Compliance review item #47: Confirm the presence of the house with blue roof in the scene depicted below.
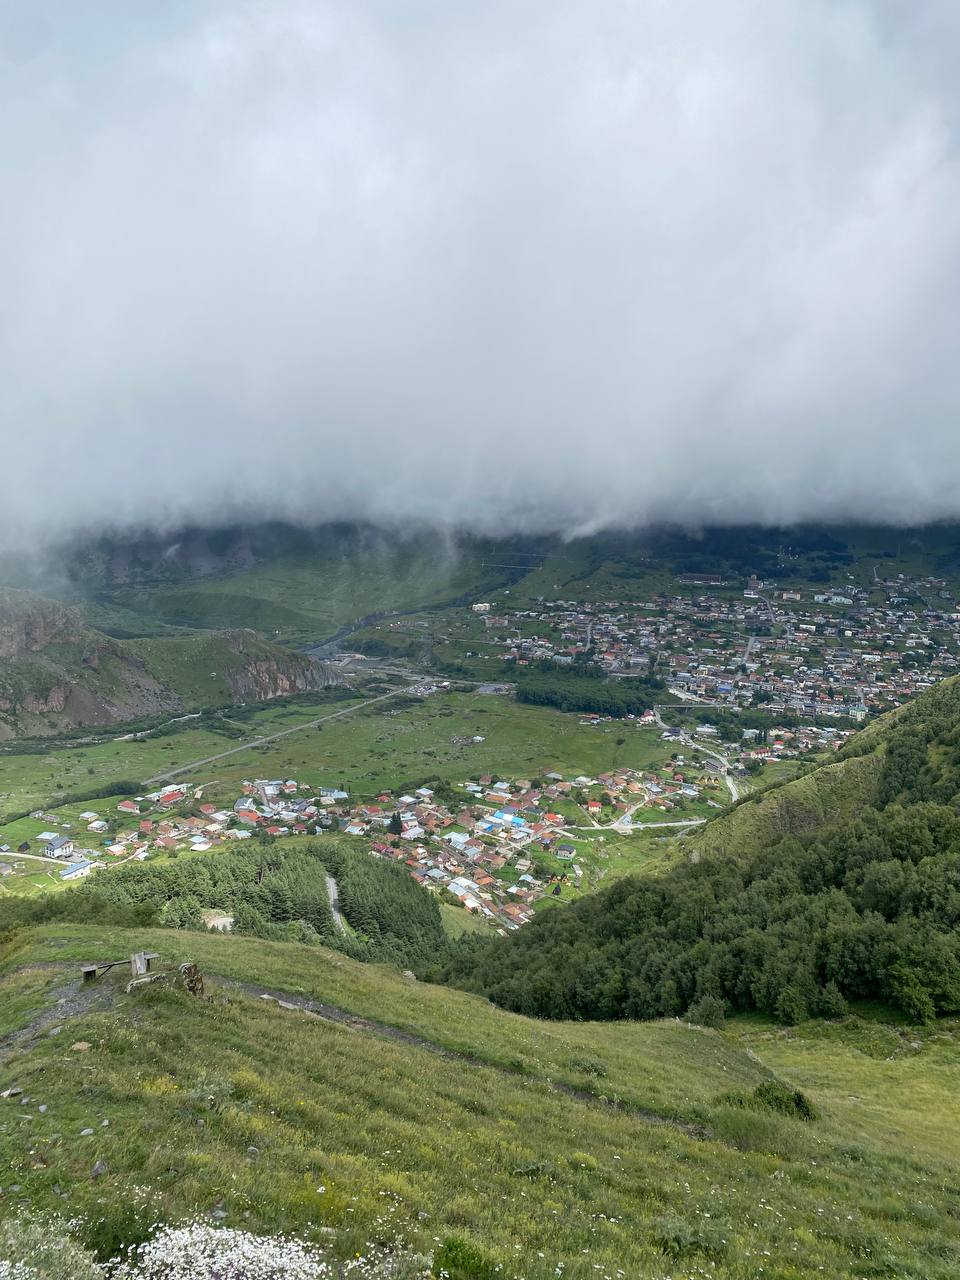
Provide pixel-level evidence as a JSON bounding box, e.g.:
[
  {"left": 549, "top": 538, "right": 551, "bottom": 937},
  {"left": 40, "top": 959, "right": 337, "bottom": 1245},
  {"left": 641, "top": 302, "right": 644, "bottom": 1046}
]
[{"left": 60, "top": 859, "right": 94, "bottom": 881}]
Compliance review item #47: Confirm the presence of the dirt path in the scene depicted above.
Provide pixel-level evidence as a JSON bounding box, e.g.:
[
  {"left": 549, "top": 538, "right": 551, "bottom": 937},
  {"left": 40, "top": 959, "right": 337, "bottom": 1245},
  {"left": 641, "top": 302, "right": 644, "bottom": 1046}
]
[
  {"left": 0, "top": 969, "right": 121, "bottom": 1061},
  {"left": 1, "top": 963, "right": 706, "bottom": 1138},
  {"left": 325, "top": 874, "right": 346, "bottom": 933},
  {"left": 143, "top": 674, "right": 484, "bottom": 786}
]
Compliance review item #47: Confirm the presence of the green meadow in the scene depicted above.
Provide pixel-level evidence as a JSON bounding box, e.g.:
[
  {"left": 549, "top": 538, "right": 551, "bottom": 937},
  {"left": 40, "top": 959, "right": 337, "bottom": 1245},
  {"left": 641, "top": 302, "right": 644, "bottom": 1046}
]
[
  {"left": 0, "top": 690, "right": 368, "bottom": 822},
  {"left": 195, "top": 693, "right": 678, "bottom": 798},
  {"left": 1, "top": 690, "right": 687, "bottom": 831},
  {"left": 2, "top": 924, "right": 960, "bottom": 1278}
]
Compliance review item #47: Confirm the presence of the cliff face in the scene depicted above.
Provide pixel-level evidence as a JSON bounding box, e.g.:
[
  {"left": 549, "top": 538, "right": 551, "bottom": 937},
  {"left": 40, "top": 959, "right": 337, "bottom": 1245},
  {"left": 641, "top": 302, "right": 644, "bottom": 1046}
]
[
  {"left": 189, "top": 629, "right": 346, "bottom": 704},
  {"left": 0, "top": 588, "right": 85, "bottom": 659},
  {"left": 227, "top": 654, "right": 342, "bottom": 702},
  {"left": 0, "top": 595, "right": 345, "bottom": 739}
]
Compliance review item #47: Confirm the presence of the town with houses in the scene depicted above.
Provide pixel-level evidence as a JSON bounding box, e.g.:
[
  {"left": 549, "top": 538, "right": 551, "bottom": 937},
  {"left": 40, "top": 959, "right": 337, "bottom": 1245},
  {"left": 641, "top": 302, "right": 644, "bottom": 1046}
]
[
  {"left": 0, "top": 745, "right": 780, "bottom": 929},
  {"left": 5, "top": 568, "right": 954, "bottom": 925},
  {"left": 469, "top": 568, "right": 960, "bottom": 718}
]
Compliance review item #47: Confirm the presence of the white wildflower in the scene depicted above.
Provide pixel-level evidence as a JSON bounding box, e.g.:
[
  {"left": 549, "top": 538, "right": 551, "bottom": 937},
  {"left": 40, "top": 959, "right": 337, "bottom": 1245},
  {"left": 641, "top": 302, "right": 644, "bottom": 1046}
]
[{"left": 109, "top": 1223, "right": 331, "bottom": 1280}]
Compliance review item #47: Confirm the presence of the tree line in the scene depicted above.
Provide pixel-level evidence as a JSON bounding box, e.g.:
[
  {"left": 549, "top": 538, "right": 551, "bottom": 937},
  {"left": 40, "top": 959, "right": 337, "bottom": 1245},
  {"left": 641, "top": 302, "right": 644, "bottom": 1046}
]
[
  {"left": 438, "top": 799, "right": 960, "bottom": 1025},
  {"left": 0, "top": 837, "right": 445, "bottom": 969},
  {"left": 514, "top": 661, "right": 665, "bottom": 717}
]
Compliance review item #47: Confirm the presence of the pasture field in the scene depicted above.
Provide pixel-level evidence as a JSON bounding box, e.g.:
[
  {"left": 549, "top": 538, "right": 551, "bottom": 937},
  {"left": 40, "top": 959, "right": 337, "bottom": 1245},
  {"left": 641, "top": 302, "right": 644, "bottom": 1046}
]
[
  {"left": 2, "top": 689, "right": 689, "bottom": 825},
  {"left": 0, "top": 689, "right": 367, "bottom": 822},
  {"left": 1, "top": 924, "right": 959, "bottom": 1278},
  {"left": 193, "top": 692, "right": 682, "bottom": 800}
]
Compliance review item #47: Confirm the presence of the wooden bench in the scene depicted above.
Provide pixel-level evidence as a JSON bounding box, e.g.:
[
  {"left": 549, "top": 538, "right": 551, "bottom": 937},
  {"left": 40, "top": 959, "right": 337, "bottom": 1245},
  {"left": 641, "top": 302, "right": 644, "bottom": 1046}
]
[{"left": 82, "top": 952, "right": 160, "bottom": 982}]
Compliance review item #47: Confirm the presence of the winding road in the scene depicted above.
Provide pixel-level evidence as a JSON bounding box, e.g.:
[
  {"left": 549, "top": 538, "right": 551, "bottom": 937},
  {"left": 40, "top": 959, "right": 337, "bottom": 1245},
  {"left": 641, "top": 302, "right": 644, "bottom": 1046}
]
[{"left": 653, "top": 705, "right": 741, "bottom": 803}]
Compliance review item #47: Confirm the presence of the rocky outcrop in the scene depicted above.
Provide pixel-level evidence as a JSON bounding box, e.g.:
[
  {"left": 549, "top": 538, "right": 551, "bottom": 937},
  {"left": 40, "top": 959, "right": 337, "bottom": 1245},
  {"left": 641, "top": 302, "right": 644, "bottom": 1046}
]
[
  {"left": 223, "top": 638, "right": 344, "bottom": 702},
  {"left": 228, "top": 660, "right": 320, "bottom": 700},
  {"left": 0, "top": 597, "right": 346, "bottom": 738},
  {"left": 0, "top": 588, "right": 85, "bottom": 659}
]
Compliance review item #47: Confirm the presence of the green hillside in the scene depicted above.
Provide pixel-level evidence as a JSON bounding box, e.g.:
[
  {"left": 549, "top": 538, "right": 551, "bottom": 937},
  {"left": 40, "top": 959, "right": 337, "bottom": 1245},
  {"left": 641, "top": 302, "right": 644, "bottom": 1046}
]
[
  {"left": 2, "top": 923, "right": 960, "bottom": 1278},
  {"left": 442, "top": 676, "right": 960, "bottom": 1026},
  {"left": 683, "top": 750, "right": 883, "bottom": 861}
]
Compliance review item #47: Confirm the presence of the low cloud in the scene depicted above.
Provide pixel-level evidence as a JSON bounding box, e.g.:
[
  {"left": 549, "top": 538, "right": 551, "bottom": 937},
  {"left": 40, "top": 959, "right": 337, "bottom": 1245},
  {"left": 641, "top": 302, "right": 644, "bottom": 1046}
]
[{"left": 2, "top": 1, "right": 960, "bottom": 544}]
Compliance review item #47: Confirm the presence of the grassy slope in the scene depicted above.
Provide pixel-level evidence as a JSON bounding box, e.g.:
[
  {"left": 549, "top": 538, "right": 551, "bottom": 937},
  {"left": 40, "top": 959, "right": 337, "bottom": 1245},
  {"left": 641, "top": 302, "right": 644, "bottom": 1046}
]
[
  {"left": 730, "top": 1010, "right": 960, "bottom": 1169},
  {"left": 113, "top": 539, "right": 506, "bottom": 645},
  {"left": 683, "top": 751, "right": 884, "bottom": 861},
  {"left": 438, "top": 901, "right": 498, "bottom": 939},
  {"left": 1, "top": 924, "right": 959, "bottom": 1278}
]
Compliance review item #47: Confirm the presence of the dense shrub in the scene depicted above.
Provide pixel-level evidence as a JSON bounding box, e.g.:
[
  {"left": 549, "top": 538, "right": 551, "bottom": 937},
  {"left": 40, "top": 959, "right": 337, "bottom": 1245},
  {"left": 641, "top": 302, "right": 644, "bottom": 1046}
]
[
  {"left": 431, "top": 1238, "right": 498, "bottom": 1280},
  {"left": 718, "top": 1081, "right": 818, "bottom": 1122}
]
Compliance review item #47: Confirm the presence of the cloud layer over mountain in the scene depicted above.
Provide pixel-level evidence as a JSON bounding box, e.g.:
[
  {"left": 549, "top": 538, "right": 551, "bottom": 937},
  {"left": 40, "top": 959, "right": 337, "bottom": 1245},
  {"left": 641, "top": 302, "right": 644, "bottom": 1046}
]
[{"left": 2, "top": 1, "right": 960, "bottom": 542}]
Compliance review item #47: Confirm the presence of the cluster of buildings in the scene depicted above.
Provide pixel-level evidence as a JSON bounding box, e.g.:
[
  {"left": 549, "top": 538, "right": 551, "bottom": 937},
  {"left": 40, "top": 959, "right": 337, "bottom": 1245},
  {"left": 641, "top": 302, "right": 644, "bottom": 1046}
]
[
  {"left": 365, "top": 781, "right": 574, "bottom": 928},
  {"left": 351, "top": 763, "right": 722, "bottom": 928},
  {"left": 474, "top": 571, "right": 960, "bottom": 719},
  {"left": 5, "top": 757, "right": 722, "bottom": 929}
]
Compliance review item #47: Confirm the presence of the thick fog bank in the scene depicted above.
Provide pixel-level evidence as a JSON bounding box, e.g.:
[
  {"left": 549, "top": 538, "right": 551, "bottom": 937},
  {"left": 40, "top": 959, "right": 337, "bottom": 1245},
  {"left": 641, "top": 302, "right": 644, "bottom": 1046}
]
[{"left": 3, "top": 1, "right": 960, "bottom": 546}]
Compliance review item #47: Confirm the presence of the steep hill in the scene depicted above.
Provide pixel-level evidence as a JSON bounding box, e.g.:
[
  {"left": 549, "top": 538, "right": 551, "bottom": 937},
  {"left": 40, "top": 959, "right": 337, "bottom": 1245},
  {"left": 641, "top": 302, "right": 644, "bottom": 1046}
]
[
  {"left": 442, "top": 675, "right": 960, "bottom": 1026},
  {"left": 682, "top": 750, "right": 884, "bottom": 862},
  {"left": 0, "top": 589, "right": 342, "bottom": 738},
  {"left": 2, "top": 923, "right": 960, "bottom": 1278}
]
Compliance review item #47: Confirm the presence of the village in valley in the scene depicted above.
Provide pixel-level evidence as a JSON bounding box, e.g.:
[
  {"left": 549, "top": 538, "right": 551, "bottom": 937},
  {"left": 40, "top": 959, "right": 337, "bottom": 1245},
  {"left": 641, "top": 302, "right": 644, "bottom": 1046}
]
[
  {"left": 1, "top": 766, "right": 705, "bottom": 929},
  {"left": 460, "top": 566, "right": 960, "bottom": 718},
  {"left": 5, "top": 559, "right": 959, "bottom": 928},
  {"left": 0, "top": 727, "right": 742, "bottom": 926},
  {"left": 0, "top": 701, "right": 840, "bottom": 931}
]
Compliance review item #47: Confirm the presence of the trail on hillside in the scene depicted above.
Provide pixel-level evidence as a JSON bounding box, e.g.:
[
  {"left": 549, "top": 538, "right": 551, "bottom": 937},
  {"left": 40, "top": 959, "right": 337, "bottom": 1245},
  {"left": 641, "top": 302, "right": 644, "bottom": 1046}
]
[
  {"left": 216, "top": 976, "right": 707, "bottom": 1137},
  {"left": 0, "top": 969, "right": 119, "bottom": 1060},
  {"left": 1, "top": 962, "right": 705, "bottom": 1138}
]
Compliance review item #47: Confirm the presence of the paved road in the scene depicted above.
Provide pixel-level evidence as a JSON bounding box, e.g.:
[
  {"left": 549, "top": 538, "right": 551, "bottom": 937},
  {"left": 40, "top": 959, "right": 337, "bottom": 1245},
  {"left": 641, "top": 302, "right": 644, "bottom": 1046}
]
[
  {"left": 571, "top": 799, "right": 706, "bottom": 833},
  {"left": 325, "top": 874, "right": 346, "bottom": 933},
  {"left": 144, "top": 684, "right": 421, "bottom": 785},
  {"left": 4, "top": 851, "right": 66, "bottom": 867}
]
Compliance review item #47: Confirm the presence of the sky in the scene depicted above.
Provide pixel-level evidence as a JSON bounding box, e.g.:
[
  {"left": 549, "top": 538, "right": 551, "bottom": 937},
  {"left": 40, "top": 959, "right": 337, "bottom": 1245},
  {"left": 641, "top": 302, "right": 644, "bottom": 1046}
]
[{"left": 2, "top": 0, "right": 960, "bottom": 544}]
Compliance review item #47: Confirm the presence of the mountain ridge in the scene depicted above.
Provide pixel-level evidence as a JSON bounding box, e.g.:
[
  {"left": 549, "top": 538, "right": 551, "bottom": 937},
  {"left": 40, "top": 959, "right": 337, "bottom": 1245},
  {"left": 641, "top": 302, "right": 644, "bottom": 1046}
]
[{"left": 0, "top": 588, "right": 343, "bottom": 738}]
